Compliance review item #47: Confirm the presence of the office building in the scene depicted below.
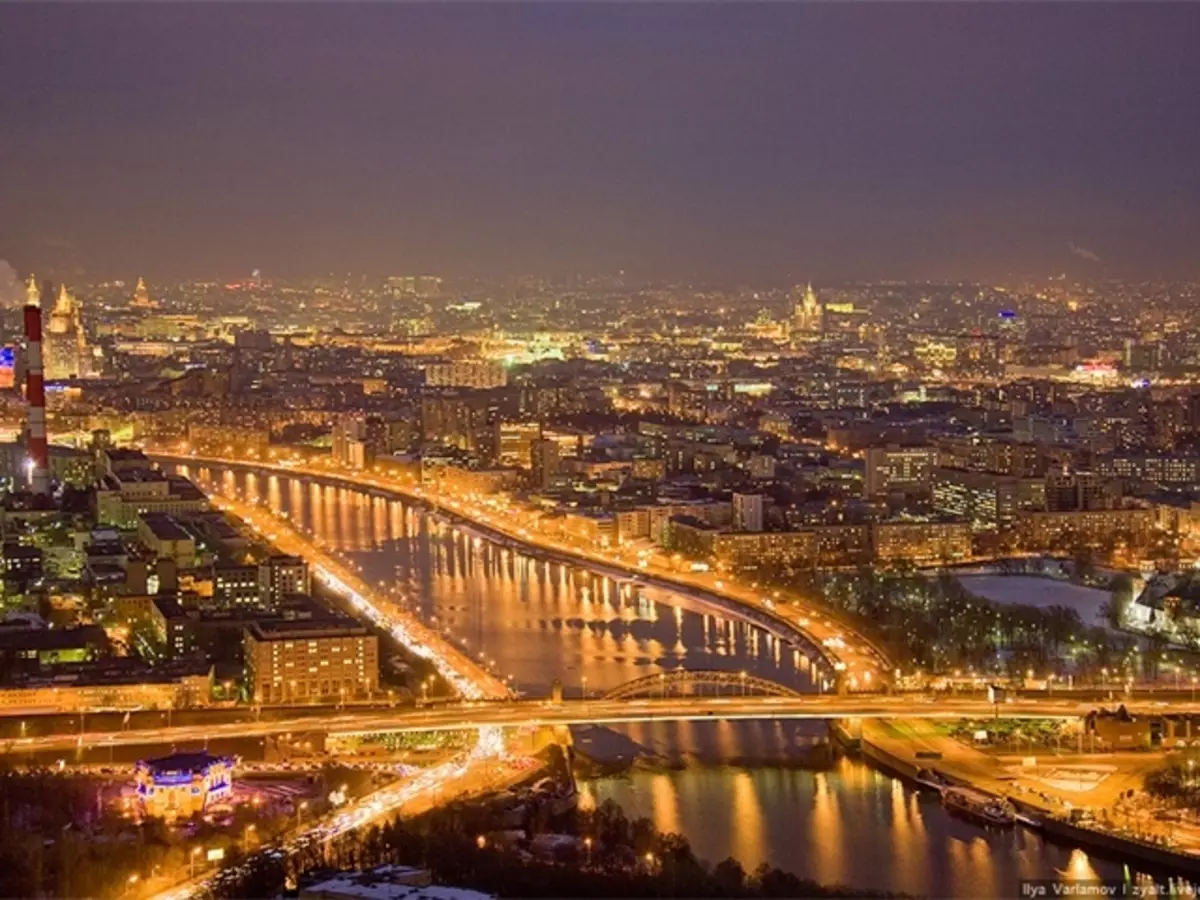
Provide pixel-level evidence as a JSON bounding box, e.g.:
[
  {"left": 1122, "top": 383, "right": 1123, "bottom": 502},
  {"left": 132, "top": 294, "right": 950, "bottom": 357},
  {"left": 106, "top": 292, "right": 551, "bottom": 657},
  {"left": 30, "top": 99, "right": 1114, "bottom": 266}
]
[
  {"left": 259, "top": 555, "right": 311, "bottom": 608},
  {"left": 732, "top": 492, "right": 764, "bottom": 532},
  {"left": 497, "top": 421, "right": 542, "bottom": 468},
  {"left": 864, "top": 445, "right": 938, "bottom": 498},
  {"left": 244, "top": 619, "right": 378, "bottom": 705},
  {"left": 932, "top": 468, "right": 1043, "bottom": 531},
  {"left": 425, "top": 361, "right": 507, "bottom": 390},
  {"left": 1044, "top": 471, "right": 1113, "bottom": 512},
  {"left": 530, "top": 438, "right": 561, "bottom": 490}
]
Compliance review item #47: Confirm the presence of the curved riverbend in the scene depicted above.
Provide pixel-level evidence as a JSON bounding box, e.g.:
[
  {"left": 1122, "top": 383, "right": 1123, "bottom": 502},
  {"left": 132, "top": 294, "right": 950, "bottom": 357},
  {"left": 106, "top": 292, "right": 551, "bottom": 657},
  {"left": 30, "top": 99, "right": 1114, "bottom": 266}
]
[{"left": 151, "top": 452, "right": 873, "bottom": 684}]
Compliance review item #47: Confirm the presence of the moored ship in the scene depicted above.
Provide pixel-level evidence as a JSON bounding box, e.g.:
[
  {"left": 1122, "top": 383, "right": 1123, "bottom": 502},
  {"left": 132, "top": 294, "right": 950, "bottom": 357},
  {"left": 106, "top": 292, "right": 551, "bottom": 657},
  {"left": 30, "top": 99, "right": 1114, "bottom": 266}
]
[{"left": 941, "top": 786, "right": 1016, "bottom": 827}]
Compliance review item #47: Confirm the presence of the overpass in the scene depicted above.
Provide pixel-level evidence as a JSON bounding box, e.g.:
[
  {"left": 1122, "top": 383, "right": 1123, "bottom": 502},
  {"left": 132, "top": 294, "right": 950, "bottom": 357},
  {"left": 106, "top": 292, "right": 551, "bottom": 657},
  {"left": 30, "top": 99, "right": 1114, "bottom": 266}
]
[
  {"left": 149, "top": 450, "right": 885, "bottom": 683},
  {"left": 5, "top": 691, "right": 1187, "bottom": 757}
]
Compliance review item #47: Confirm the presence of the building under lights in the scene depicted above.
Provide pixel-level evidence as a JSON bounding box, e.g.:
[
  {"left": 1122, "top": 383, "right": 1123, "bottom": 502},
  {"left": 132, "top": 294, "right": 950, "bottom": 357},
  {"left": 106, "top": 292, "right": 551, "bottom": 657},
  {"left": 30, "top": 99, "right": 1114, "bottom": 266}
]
[
  {"left": 134, "top": 750, "right": 233, "bottom": 819},
  {"left": 244, "top": 618, "right": 379, "bottom": 704}
]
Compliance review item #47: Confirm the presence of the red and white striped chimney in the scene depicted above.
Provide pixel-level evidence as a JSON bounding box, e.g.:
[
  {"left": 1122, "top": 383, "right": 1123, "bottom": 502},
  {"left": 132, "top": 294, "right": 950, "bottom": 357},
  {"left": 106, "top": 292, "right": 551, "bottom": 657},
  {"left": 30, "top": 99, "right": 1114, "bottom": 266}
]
[{"left": 23, "top": 280, "right": 49, "bottom": 496}]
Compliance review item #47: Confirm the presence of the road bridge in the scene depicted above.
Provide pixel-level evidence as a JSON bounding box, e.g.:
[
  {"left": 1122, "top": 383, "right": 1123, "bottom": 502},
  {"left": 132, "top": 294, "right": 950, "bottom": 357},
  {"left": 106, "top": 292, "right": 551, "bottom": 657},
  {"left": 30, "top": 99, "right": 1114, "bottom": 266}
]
[
  {"left": 7, "top": 692, "right": 1189, "bottom": 757},
  {"left": 602, "top": 668, "right": 803, "bottom": 700}
]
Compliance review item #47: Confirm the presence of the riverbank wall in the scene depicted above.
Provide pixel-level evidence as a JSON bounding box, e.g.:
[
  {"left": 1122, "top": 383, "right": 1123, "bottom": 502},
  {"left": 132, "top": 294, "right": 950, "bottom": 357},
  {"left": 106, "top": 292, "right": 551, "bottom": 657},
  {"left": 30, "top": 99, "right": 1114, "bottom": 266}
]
[
  {"left": 153, "top": 452, "right": 850, "bottom": 677},
  {"left": 854, "top": 720, "right": 1200, "bottom": 879}
]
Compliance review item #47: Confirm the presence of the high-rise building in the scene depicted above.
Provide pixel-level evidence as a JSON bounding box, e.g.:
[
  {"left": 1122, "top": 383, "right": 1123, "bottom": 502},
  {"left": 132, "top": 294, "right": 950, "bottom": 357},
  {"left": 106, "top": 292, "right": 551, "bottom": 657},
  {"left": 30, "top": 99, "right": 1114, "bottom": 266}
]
[
  {"left": 732, "top": 492, "right": 764, "bottom": 533},
  {"left": 1044, "top": 470, "right": 1113, "bottom": 512},
  {"left": 792, "top": 282, "right": 823, "bottom": 336},
  {"left": 43, "top": 284, "right": 93, "bottom": 380},
  {"left": 425, "top": 361, "right": 507, "bottom": 390},
  {"left": 331, "top": 414, "right": 387, "bottom": 468},
  {"left": 243, "top": 619, "right": 378, "bottom": 705},
  {"left": 530, "top": 438, "right": 561, "bottom": 490},
  {"left": 420, "top": 390, "right": 505, "bottom": 464},
  {"left": 864, "top": 445, "right": 938, "bottom": 497},
  {"left": 498, "top": 421, "right": 542, "bottom": 468},
  {"left": 259, "top": 555, "right": 311, "bottom": 607},
  {"left": 130, "top": 276, "right": 157, "bottom": 309},
  {"left": 932, "top": 468, "right": 1043, "bottom": 531}
]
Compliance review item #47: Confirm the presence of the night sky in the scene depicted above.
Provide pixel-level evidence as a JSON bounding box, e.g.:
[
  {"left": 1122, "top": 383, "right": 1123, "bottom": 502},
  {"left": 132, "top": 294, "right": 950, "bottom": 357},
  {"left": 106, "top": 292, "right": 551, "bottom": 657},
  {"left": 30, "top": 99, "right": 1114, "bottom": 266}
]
[{"left": 2, "top": 3, "right": 1198, "bottom": 283}]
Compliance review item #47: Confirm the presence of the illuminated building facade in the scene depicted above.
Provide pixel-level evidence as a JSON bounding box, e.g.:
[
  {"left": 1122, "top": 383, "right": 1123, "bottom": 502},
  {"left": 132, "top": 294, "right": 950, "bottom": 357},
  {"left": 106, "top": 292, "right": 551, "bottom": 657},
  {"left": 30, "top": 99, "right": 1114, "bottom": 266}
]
[
  {"left": 792, "top": 282, "right": 823, "bottom": 336},
  {"left": 1018, "top": 508, "right": 1155, "bottom": 553},
  {"left": 244, "top": 619, "right": 378, "bottom": 704},
  {"left": 871, "top": 520, "right": 972, "bottom": 565},
  {"left": 135, "top": 751, "right": 233, "bottom": 819},
  {"left": 130, "top": 276, "right": 158, "bottom": 309},
  {"left": 425, "top": 361, "right": 507, "bottom": 389},
  {"left": 864, "top": 445, "right": 938, "bottom": 498},
  {"left": 43, "top": 284, "right": 93, "bottom": 380}
]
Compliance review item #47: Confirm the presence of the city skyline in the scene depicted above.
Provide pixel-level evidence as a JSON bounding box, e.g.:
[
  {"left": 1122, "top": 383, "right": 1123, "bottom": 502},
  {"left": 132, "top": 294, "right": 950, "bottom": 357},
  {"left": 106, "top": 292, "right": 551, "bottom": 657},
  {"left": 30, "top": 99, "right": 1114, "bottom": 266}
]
[
  {"left": 3, "top": 3, "right": 1200, "bottom": 282},
  {"left": 6, "top": 5, "right": 1200, "bottom": 896}
]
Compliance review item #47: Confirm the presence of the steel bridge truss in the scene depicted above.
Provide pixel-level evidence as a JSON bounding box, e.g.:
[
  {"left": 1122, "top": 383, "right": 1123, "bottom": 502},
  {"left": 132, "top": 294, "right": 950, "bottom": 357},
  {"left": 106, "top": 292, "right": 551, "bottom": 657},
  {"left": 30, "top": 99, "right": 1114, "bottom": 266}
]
[{"left": 602, "top": 669, "right": 802, "bottom": 700}]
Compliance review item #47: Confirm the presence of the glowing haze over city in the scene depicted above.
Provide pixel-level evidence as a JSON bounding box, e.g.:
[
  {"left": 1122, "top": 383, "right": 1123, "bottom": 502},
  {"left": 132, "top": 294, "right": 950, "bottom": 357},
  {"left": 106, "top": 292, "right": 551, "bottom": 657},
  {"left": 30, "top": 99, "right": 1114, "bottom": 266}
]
[{"left": 1, "top": 4, "right": 1200, "bottom": 900}]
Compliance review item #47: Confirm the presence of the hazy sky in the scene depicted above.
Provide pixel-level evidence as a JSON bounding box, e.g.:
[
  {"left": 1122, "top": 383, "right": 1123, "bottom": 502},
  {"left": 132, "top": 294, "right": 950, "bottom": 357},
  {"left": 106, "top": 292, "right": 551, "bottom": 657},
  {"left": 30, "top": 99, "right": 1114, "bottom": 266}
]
[{"left": 2, "top": 3, "right": 1198, "bottom": 283}]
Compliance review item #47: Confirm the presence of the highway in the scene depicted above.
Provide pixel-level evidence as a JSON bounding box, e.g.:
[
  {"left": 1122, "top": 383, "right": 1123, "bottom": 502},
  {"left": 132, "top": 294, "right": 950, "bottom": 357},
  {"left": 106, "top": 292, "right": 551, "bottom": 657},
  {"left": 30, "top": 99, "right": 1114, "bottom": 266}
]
[
  {"left": 148, "top": 726, "right": 535, "bottom": 900},
  {"left": 151, "top": 449, "right": 890, "bottom": 687},
  {"left": 11, "top": 693, "right": 1190, "bottom": 758},
  {"left": 134, "top": 458, "right": 518, "bottom": 899}
]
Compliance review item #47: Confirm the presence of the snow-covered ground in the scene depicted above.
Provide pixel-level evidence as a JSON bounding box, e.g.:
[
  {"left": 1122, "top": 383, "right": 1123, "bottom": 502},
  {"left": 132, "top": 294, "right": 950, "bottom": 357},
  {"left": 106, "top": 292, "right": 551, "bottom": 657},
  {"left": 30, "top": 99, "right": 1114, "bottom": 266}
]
[{"left": 955, "top": 575, "right": 1112, "bottom": 629}]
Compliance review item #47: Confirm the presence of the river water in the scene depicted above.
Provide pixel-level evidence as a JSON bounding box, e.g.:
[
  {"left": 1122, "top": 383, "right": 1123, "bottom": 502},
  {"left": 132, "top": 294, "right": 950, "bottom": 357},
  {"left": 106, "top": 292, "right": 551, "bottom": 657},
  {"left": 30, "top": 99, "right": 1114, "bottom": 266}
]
[{"left": 178, "top": 465, "right": 1160, "bottom": 897}]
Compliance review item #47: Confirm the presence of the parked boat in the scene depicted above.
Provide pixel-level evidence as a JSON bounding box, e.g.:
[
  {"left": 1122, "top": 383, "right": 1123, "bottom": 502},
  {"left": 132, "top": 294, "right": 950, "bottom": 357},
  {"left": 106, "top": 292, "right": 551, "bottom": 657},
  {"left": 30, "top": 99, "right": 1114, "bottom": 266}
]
[
  {"left": 915, "top": 767, "right": 950, "bottom": 791},
  {"left": 942, "top": 787, "right": 1016, "bottom": 827}
]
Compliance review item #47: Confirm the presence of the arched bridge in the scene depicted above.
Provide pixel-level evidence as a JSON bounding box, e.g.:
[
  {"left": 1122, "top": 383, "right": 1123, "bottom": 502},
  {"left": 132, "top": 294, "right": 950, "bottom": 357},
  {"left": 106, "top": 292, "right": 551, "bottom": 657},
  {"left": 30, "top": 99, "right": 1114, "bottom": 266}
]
[{"left": 603, "top": 669, "right": 802, "bottom": 701}]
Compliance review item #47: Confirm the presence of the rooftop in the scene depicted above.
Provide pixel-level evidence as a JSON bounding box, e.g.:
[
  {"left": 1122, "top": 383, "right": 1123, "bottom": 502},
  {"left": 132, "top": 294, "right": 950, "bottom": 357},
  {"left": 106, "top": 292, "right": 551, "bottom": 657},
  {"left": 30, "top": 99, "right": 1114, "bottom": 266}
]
[
  {"left": 302, "top": 869, "right": 493, "bottom": 900},
  {"left": 246, "top": 617, "right": 368, "bottom": 642},
  {"left": 140, "top": 513, "right": 191, "bottom": 542},
  {"left": 105, "top": 448, "right": 150, "bottom": 462},
  {"left": 138, "top": 751, "right": 231, "bottom": 775}
]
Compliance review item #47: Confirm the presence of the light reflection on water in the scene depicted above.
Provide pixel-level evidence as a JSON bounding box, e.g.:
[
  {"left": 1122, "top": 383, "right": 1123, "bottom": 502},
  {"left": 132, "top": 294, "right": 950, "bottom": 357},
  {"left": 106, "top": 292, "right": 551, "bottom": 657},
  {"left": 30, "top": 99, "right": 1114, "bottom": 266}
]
[
  {"left": 187, "top": 465, "right": 819, "bottom": 696},
  {"left": 581, "top": 753, "right": 1135, "bottom": 898},
  {"left": 182, "top": 465, "right": 1176, "bottom": 897}
]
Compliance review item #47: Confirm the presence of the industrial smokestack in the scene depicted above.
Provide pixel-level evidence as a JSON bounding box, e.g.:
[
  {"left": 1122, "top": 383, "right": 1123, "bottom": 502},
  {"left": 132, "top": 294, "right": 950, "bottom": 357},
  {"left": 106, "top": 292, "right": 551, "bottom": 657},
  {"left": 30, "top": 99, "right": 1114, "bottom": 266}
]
[{"left": 23, "top": 280, "right": 49, "bottom": 496}]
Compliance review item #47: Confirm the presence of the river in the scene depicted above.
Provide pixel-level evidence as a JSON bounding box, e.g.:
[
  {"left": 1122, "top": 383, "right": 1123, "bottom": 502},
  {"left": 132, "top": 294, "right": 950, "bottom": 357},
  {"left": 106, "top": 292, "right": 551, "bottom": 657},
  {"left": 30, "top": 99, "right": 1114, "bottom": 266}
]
[{"left": 175, "top": 464, "right": 1162, "bottom": 896}]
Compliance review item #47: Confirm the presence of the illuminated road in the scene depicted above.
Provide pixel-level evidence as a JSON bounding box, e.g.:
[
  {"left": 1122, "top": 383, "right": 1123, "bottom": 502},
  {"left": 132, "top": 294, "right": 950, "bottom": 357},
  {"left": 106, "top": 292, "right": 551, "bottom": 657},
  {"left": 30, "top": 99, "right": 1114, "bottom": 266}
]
[
  {"left": 134, "top": 459, "right": 517, "bottom": 899},
  {"left": 13, "top": 694, "right": 1192, "bottom": 758},
  {"left": 150, "top": 450, "right": 889, "bottom": 687},
  {"left": 148, "top": 726, "right": 532, "bottom": 900},
  {"left": 209, "top": 491, "right": 512, "bottom": 701}
]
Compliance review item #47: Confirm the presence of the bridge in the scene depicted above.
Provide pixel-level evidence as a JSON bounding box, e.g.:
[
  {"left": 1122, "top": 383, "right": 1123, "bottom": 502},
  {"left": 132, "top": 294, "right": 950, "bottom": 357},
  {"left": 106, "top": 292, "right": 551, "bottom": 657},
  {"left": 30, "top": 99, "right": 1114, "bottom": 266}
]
[
  {"left": 602, "top": 669, "right": 803, "bottom": 700},
  {"left": 7, "top": 690, "right": 1190, "bottom": 757}
]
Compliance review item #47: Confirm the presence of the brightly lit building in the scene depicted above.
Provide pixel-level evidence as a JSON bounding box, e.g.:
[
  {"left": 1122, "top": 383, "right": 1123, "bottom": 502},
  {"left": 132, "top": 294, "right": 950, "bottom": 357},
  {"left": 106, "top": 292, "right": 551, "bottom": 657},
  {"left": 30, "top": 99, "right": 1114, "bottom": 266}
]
[
  {"left": 244, "top": 619, "right": 379, "bottom": 704},
  {"left": 424, "top": 361, "right": 507, "bottom": 390},
  {"left": 135, "top": 751, "right": 233, "bottom": 819},
  {"left": 130, "top": 276, "right": 158, "bottom": 309},
  {"left": 43, "top": 283, "right": 94, "bottom": 380},
  {"left": 792, "top": 282, "right": 823, "bottom": 337}
]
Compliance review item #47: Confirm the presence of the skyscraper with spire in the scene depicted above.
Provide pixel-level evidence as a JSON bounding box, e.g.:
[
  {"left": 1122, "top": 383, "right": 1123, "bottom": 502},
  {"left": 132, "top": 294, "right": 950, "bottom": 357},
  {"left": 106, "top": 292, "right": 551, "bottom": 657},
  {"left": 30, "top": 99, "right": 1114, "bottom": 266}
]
[
  {"left": 130, "top": 276, "right": 157, "bottom": 309},
  {"left": 43, "top": 283, "right": 92, "bottom": 379},
  {"left": 791, "top": 282, "right": 823, "bottom": 337}
]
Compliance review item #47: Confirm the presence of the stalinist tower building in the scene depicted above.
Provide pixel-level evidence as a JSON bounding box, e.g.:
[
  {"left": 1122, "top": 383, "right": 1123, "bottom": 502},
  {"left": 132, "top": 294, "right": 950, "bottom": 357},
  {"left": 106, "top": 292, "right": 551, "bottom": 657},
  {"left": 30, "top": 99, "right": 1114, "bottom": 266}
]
[
  {"left": 791, "top": 282, "right": 824, "bottom": 338},
  {"left": 130, "top": 276, "right": 158, "bottom": 309},
  {"left": 43, "top": 282, "right": 93, "bottom": 379}
]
